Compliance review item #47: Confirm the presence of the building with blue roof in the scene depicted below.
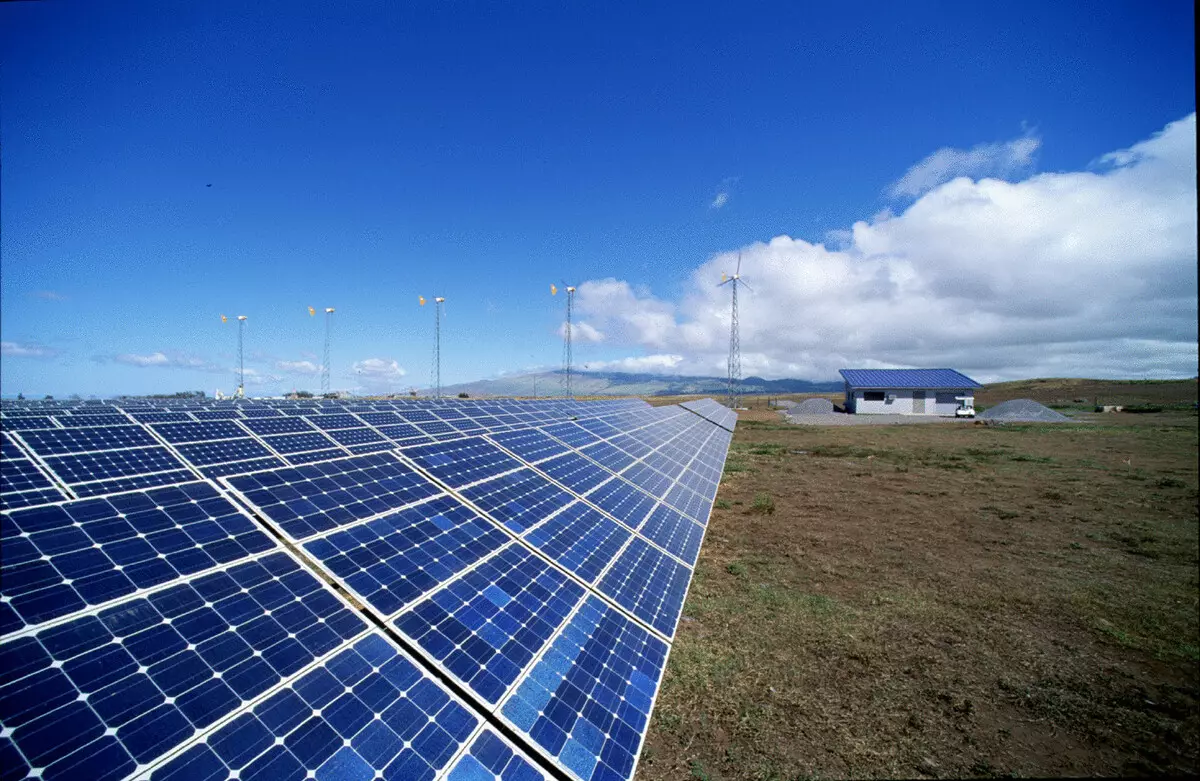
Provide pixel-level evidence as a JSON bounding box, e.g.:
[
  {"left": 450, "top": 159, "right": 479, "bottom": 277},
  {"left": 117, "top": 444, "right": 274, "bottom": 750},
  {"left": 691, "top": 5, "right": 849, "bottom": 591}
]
[{"left": 839, "top": 368, "right": 982, "bottom": 415}]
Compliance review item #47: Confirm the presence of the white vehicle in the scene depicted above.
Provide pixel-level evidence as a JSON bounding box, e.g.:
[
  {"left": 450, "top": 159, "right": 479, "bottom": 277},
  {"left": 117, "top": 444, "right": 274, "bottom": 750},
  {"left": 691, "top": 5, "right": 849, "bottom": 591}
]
[{"left": 955, "top": 396, "right": 976, "bottom": 418}]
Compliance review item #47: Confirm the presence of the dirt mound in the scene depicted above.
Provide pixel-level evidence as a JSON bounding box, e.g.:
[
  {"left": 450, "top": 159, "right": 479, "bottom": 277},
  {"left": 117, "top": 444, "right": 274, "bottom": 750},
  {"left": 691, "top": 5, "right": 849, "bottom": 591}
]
[
  {"left": 978, "top": 398, "right": 1071, "bottom": 422},
  {"left": 791, "top": 398, "right": 836, "bottom": 415}
]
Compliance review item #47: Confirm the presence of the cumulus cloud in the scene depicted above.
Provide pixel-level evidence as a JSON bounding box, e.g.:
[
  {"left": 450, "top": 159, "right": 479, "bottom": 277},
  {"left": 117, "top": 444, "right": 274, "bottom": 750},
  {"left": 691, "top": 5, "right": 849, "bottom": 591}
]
[
  {"left": 888, "top": 134, "right": 1040, "bottom": 198},
  {"left": 576, "top": 114, "right": 1198, "bottom": 381},
  {"left": 275, "top": 360, "right": 321, "bottom": 376},
  {"left": 1, "top": 341, "right": 57, "bottom": 358},
  {"left": 710, "top": 192, "right": 730, "bottom": 209},
  {"left": 559, "top": 321, "right": 605, "bottom": 343}
]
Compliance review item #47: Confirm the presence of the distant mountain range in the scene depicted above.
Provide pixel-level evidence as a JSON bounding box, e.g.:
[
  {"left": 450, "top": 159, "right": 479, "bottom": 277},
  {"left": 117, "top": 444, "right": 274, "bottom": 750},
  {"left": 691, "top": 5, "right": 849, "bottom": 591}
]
[{"left": 433, "top": 370, "right": 842, "bottom": 397}]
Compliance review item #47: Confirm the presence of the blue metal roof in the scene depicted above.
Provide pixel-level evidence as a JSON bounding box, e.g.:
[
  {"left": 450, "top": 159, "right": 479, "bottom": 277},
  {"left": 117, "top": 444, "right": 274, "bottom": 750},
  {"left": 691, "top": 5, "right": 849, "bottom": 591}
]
[{"left": 839, "top": 368, "right": 981, "bottom": 389}]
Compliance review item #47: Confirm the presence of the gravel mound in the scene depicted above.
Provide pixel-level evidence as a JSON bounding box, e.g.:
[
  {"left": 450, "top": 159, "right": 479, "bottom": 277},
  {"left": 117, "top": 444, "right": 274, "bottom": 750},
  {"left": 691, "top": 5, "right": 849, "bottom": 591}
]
[
  {"left": 978, "top": 399, "right": 1071, "bottom": 422},
  {"left": 791, "top": 398, "right": 836, "bottom": 415}
]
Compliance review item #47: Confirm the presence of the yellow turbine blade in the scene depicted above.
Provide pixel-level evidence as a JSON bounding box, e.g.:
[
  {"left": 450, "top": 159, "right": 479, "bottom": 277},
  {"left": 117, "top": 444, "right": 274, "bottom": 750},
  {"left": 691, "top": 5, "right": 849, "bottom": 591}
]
[
  {"left": 550, "top": 284, "right": 557, "bottom": 296},
  {"left": 419, "top": 296, "right": 426, "bottom": 306},
  {"left": 308, "top": 306, "right": 315, "bottom": 316}
]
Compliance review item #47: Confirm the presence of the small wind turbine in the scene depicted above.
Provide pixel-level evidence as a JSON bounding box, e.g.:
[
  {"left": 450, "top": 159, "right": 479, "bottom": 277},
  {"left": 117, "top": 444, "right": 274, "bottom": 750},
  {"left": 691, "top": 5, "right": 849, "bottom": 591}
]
[
  {"left": 718, "top": 253, "right": 750, "bottom": 409},
  {"left": 551, "top": 283, "right": 577, "bottom": 398},
  {"left": 420, "top": 295, "right": 446, "bottom": 398}
]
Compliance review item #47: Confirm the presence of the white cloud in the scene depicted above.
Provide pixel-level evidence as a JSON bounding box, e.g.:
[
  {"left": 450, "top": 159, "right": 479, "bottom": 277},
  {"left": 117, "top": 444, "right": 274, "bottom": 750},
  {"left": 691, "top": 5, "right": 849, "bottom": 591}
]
[
  {"left": 710, "top": 192, "right": 730, "bottom": 209},
  {"left": 1, "top": 341, "right": 57, "bottom": 358},
  {"left": 576, "top": 114, "right": 1198, "bottom": 381},
  {"left": 586, "top": 354, "right": 686, "bottom": 373},
  {"left": 559, "top": 321, "right": 605, "bottom": 343},
  {"left": 888, "top": 134, "right": 1040, "bottom": 198},
  {"left": 108, "top": 351, "right": 226, "bottom": 373},
  {"left": 275, "top": 360, "right": 321, "bottom": 376},
  {"left": 31, "top": 290, "right": 67, "bottom": 301},
  {"left": 353, "top": 358, "right": 407, "bottom": 393}
]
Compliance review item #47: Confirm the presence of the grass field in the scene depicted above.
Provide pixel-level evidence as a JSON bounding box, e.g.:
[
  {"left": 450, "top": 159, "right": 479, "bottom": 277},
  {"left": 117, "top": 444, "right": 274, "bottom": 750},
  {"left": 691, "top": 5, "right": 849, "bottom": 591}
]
[{"left": 637, "top": 384, "right": 1198, "bottom": 779}]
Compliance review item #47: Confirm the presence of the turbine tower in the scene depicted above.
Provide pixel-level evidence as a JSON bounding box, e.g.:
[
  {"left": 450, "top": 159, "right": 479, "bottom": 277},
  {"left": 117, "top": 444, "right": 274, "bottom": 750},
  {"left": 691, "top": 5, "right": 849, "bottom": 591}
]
[
  {"left": 321, "top": 307, "right": 335, "bottom": 395},
  {"left": 420, "top": 296, "right": 446, "bottom": 398},
  {"left": 221, "top": 314, "right": 248, "bottom": 399},
  {"left": 718, "top": 253, "right": 749, "bottom": 409},
  {"left": 551, "top": 283, "right": 576, "bottom": 398}
]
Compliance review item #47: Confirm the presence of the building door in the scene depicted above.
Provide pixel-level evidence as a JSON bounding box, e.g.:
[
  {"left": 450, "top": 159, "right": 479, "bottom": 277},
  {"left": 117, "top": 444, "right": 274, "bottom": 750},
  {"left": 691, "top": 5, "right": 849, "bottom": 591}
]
[{"left": 913, "top": 390, "right": 926, "bottom": 414}]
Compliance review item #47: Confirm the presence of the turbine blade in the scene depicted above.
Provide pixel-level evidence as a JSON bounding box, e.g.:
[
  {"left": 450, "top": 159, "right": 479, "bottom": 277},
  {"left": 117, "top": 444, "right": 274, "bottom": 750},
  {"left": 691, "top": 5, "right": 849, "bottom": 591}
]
[{"left": 736, "top": 252, "right": 742, "bottom": 275}]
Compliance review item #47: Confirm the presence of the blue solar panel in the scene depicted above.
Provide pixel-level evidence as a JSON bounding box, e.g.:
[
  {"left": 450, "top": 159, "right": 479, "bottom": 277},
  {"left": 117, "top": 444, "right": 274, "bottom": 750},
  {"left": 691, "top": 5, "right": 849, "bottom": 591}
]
[
  {"left": 261, "top": 431, "right": 341, "bottom": 454},
  {"left": 500, "top": 595, "right": 668, "bottom": 781},
  {"left": 444, "top": 728, "right": 550, "bottom": 780},
  {"left": 0, "top": 416, "right": 57, "bottom": 431},
  {"left": 0, "top": 395, "right": 734, "bottom": 781},
  {"left": 597, "top": 537, "right": 690, "bottom": 638},
  {"left": 0, "top": 553, "right": 379, "bottom": 780},
  {"left": 69, "top": 470, "right": 198, "bottom": 497},
  {"left": 175, "top": 438, "right": 276, "bottom": 466},
  {"left": 18, "top": 426, "right": 159, "bottom": 456},
  {"left": 225, "top": 453, "right": 442, "bottom": 540},
  {"left": 198, "top": 457, "right": 288, "bottom": 480},
  {"left": 403, "top": 438, "right": 523, "bottom": 489},
  {"left": 395, "top": 544, "right": 586, "bottom": 705},
  {"left": 328, "top": 427, "right": 387, "bottom": 446},
  {"left": 241, "top": 417, "right": 316, "bottom": 436},
  {"left": 584, "top": 477, "right": 656, "bottom": 531},
  {"left": 304, "top": 413, "right": 362, "bottom": 430},
  {"left": 0, "top": 483, "right": 276, "bottom": 634},
  {"left": 40, "top": 446, "right": 190, "bottom": 485},
  {"left": 458, "top": 469, "right": 574, "bottom": 534},
  {"left": 524, "top": 503, "right": 630, "bottom": 584},
  {"left": 534, "top": 453, "right": 611, "bottom": 496},
  {"left": 638, "top": 504, "right": 705, "bottom": 566},
  {"left": 301, "top": 494, "right": 509, "bottom": 617},
  {"left": 540, "top": 423, "right": 600, "bottom": 449},
  {"left": 1, "top": 434, "right": 67, "bottom": 511}
]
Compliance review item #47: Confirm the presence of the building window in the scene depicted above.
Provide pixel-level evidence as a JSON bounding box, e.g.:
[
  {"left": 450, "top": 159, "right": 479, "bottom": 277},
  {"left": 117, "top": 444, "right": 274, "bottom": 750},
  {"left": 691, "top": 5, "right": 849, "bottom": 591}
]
[{"left": 863, "top": 391, "right": 885, "bottom": 401}]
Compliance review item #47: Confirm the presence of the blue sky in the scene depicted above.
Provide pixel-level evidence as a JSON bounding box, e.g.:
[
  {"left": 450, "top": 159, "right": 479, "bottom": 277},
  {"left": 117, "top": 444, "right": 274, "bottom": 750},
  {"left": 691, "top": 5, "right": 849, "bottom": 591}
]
[{"left": 1, "top": 0, "right": 1195, "bottom": 397}]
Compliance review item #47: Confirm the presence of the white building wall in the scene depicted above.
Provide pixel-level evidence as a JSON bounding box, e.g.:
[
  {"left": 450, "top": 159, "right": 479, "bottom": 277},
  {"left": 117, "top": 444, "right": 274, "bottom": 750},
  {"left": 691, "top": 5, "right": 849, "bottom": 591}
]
[{"left": 849, "top": 388, "right": 975, "bottom": 415}]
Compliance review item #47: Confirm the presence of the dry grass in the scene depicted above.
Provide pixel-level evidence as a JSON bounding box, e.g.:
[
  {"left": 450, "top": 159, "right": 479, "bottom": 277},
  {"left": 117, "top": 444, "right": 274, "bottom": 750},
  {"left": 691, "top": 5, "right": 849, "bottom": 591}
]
[{"left": 638, "top": 395, "right": 1198, "bottom": 779}]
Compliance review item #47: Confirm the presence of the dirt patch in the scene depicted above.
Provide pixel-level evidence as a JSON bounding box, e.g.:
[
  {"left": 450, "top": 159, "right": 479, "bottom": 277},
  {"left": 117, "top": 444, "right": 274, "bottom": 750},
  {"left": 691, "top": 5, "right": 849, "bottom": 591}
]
[{"left": 638, "top": 409, "right": 1199, "bottom": 779}]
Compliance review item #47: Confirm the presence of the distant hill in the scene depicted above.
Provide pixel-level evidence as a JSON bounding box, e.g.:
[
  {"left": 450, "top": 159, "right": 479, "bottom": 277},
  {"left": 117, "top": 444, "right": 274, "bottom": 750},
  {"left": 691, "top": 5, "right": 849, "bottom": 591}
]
[{"left": 434, "top": 370, "right": 842, "bottom": 398}]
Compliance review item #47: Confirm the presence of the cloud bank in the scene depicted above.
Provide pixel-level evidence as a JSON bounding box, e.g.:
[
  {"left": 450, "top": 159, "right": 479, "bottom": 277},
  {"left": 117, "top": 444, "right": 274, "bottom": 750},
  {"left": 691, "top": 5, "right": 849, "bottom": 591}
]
[
  {"left": 2, "top": 341, "right": 58, "bottom": 359},
  {"left": 576, "top": 114, "right": 1197, "bottom": 382}
]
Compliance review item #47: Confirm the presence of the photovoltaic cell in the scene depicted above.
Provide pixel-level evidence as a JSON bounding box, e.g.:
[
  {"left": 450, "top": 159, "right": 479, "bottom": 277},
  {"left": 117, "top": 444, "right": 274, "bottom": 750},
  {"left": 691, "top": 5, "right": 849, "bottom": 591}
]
[
  {"left": 18, "top": 426, "right": 159, "bottom": 456},
  {"left": 539, "top": 423, "right": 600, "bottom": 449},
  {"left": 0, "top": 552, "right": 367, "bottom": 781},
  {"left": 637, "top": 504, "right": 704, "bottom": 566},
  {"left": 151, "top": 420, "right": 247, "bottom": 444},
  {"left": 71, "top": 470, "right": 198, "bottom": 498},
  {"left": 241, "top": 417, "right": 316, "bottom": 436},
  {"left": 402, "top": 438, "right": 522, "bottom": 489},
  {"left": 175, "top": 438, "right": 276, "bottom": 466},
  {"left": 444, "top": 728, "right": 550, "bottom": 780},
  {"left": 458, "top": 469, "right": 574, "bottom": 534},
  {"left": 584, "top": 478, "right": 656, "bottom": 531},
  {"left": 40, "top": 447, "right": 190, "bottom": 485},
  {"left": 301, "top": 494, "right": 509, "bottom": 617},
  {"left": 1, "top": 434, "right": 67, "bottom": 511},
  {"left": 597, "top": 537, "right": 690, "bottom": 638},
  {"left": 524, "top": 503, "right": 630, "bottom": 585},
  {"left": 260, "top": 431, "right": 341, "bottom": 454},
  {"left": 500, "top": 595, "right": 668, "bottom": 781},
  {"left": 0, "top": 416, "right": 56, "bottom": 431},
  {"left": 303, "top": 414, "right": 361, "bottom": 430},
  {"left": 225, "top": 453, "right": 442, "bottom": 540},
  {"left": 198, "top": 457, "right": 288, "bottom": 480},
  {"left": 394, "top": 543, "right": 586, "bottom": 705},
  {"left": 533, "top": 453, "right": 611, "bottom": 497},
  {"left": 284, "top": 449, "right": 348, "bottom": 465},
  {"left": 0, "top": 482, "right": 276, "bottom": 634},
  {"left": 327, "top": 427, "right": 387, "bottom": 446}
]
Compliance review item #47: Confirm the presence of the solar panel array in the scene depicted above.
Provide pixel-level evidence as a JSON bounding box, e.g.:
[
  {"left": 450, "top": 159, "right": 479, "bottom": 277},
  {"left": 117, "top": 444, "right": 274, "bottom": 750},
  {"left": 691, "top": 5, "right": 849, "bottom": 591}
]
[{"left": 1, "top": 395, "right": 733, "bottom": 781}]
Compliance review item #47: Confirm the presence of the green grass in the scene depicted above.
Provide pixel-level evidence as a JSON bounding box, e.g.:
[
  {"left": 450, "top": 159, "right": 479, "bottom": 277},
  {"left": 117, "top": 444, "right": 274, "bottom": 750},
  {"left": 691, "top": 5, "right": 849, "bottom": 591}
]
[{"left": 750, "top": 493, "right": 776, "bottom": 514}]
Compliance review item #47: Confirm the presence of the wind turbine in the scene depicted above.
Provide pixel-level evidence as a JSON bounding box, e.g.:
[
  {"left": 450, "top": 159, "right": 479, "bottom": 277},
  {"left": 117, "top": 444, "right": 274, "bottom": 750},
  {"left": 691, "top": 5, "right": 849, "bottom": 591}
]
[
  {"left": 551, "top": 283, "right": 577, "bottom": 398},
  {"left": 718, "top": 253, "right": 750, "bottom": 409},
  {"left": 420, "top": 295, "right": 446, "bottom": 398},
  {"left": 221, "top": 314, "right": 248, "bottom": 399}
]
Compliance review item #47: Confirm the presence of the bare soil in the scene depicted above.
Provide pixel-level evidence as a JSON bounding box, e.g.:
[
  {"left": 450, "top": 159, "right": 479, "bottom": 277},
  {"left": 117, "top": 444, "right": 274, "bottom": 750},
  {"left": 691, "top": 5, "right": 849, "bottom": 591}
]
[{"left": 639, "top": 387, "right": 1198, "bottom": 780}]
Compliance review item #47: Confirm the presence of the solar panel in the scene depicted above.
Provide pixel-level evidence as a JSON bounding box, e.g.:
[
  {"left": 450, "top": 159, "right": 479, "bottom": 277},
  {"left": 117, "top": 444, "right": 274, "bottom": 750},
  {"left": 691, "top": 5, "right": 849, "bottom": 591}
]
[
  {"left": 223, "top": 453, "right": 442, "bottom": 540},
  {"left": 0, "top": 395, "right": 732, "bottom": 781},
  {"left": 499, "top": 595, "right": 667, "bottom": 781}
]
